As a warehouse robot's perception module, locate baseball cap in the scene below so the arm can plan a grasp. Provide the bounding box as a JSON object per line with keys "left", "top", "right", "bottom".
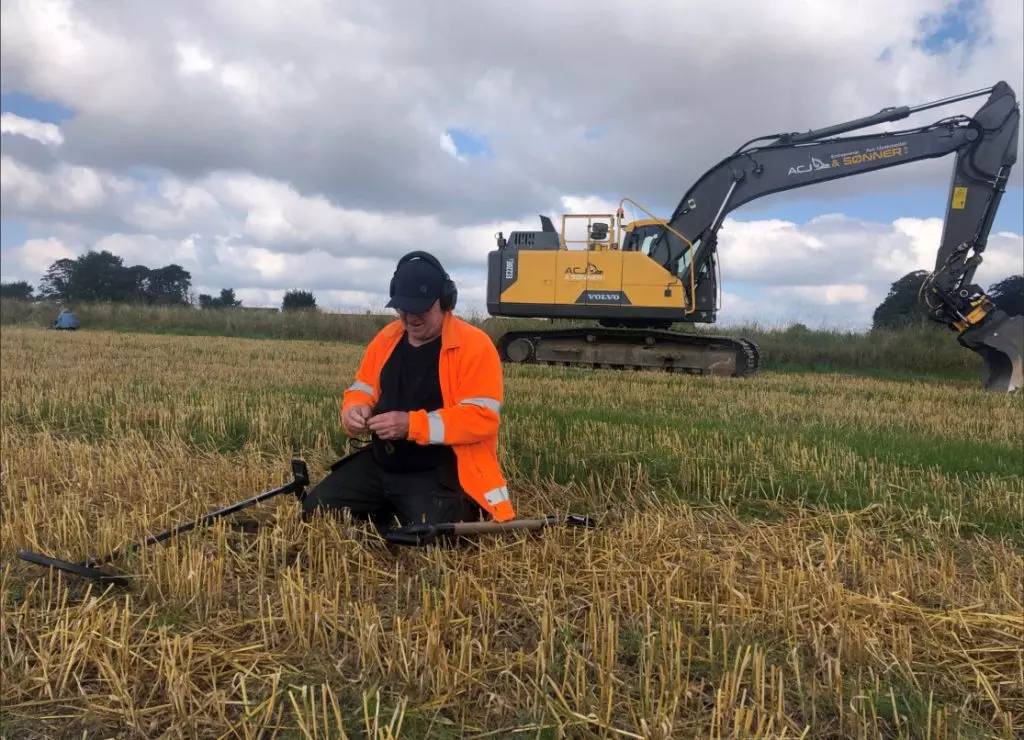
{"left": 386, "top": 257, "right": 444, "bottom": 313}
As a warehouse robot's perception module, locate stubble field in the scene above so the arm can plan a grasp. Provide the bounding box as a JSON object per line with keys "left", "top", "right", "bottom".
{"left": 1, "top": 326, "right": 1022, "bottom": 739}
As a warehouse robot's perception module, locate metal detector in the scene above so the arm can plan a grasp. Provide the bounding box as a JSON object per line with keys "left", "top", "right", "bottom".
{"left": 16, "top": 459, "right": 311, "bottom": 589}
{"left": 383, "top": 513, "right": 596, "bottom": 547}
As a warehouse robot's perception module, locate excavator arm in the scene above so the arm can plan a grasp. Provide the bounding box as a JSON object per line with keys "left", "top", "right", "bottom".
{"left": 647, "top": 81, "right": 1022, "bottom": 392}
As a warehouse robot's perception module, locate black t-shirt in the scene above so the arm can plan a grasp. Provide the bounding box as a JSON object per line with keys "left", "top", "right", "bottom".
{"left": 371, "top": 333, "right": 457, "bottom": 474}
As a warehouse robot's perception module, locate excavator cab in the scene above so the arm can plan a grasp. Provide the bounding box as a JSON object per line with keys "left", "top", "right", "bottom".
{"left": 621, "top": 219, "right": 663, "bottom": 255}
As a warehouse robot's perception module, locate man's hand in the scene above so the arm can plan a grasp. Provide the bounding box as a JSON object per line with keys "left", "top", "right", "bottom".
{"left": 342, "top": 404, "right": 372, "bottom": 435}
{"left": 368, "top": 411, "right": 410, "bottom": 440}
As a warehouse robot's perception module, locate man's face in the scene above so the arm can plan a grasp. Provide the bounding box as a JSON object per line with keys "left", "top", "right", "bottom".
{"left": 398, "top": 299, "right": 444, "bottom": 343}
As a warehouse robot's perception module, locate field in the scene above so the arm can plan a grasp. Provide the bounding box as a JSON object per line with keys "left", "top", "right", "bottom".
{"left": 1, "top": 325, "right": 1022, "bottom": 739}
{"left": 0, "top": 298, "right": 994, "bottom": 381}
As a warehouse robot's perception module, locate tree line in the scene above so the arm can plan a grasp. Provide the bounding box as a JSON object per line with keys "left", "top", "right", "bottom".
{"left": 0, "top": 250, "right": 318, "bottom": 311}
{"left": 1, "top": 249, "right": 1020, "bottom": 326}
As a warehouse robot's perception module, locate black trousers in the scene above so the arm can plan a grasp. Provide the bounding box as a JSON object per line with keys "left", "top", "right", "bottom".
{"left": 301, "top": 447, "right": 483, "bottom": 529}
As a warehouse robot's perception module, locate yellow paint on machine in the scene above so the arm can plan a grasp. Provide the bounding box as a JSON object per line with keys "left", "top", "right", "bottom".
{"left": 952, "top": 186, "right": 968, "bottom": 209}
{"left": 499, "top": 250, "right": 687, "bottom": 308}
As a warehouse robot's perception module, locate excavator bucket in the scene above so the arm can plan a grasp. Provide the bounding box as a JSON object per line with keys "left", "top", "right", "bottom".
{"left": 957, "top": 310, "right": 1024, "bottom": 393}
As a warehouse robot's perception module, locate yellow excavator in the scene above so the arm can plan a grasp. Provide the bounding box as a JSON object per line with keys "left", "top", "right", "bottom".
{"left": 486, "top": 81, "right": 1023, "bottom": 392}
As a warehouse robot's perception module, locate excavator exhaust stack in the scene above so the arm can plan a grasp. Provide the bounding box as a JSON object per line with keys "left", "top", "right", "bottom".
{"left": 958, "top": 310, "right": 1024, "bottom": 393}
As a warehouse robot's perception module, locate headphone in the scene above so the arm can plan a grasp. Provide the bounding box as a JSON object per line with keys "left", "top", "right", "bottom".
{"left": 389, "top": 250, "right": 458, "bottom": 311}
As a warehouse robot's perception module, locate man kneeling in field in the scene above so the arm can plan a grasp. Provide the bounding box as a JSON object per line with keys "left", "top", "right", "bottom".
{"left": 301, "top": 251, "right": 515, "bottom": 529}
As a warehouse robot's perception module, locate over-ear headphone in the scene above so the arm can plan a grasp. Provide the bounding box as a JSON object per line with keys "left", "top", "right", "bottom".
{"left": 389, "top": 250, "right": 458, "bottom": 311}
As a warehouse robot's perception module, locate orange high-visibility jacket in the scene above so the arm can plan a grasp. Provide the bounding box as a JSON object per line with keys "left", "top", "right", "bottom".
{"left": 341, "top": 312, "right": 514, "bottom": 522}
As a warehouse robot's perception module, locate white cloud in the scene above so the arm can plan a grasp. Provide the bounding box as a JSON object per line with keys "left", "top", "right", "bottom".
{"left": 175, "top": 42, "right": 216, "bottom": 76}
{"left": 786, "top": 285, "right": 873, "bottom": 305}
{"left": 0, "top": 155, "right": 542, "bottom": 269}
{"left": 2, "top": 237, "right": 77, "bottom": 278}
{"left": 561, "top": 196, "right": 620, "bottom": 215}
{"left": 3, "top": 0, "right": 1021, "bottom": 215}
{"left": 0, "top": 155, "right": 114, "bottom": 213}
{"left": 712, "top": 214, "right": 1023, "bottom": 329}
{"left": 1, "top": 113, "right": 64, "bottom": 146}
{"left": 715, "top": 213, "right": 1022, "bottom": 290}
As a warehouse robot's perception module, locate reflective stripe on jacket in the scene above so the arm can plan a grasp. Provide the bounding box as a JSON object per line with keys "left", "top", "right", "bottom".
{"left": 341, "top": 312, "right": 514, "bottom": 522}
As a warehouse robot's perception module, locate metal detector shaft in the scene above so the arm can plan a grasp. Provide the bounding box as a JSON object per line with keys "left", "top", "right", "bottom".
{"left": 83, "top": 459, "right": 310, "bottom": 568}
{"left": 16, "top": 459, "right": 310, "bottom": 585}
{"left": 450, "top": 516, "right": 560, "bottom": 534}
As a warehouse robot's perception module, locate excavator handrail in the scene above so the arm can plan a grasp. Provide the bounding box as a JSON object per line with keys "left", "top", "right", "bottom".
{"left": 617, "top": 197, "right": 698, "bottom": 315}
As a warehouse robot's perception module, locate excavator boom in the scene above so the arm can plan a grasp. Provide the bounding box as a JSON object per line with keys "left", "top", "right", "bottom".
{"left": 487, "top": 81, "right": 1023, "bottom": 391}
{"left": 650, "top": 83, "right": 1018, "bottom": 283}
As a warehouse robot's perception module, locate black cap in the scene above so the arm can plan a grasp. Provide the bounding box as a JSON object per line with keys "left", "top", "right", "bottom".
{"left": 386, "top": 258, "right": 444, "bottom": 313}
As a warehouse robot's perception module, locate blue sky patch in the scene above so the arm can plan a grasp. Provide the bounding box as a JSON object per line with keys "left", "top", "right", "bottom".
{"left": 917, "top": 0, "right": 978, "bottom": 54}
{"left": 1, "top": 91, "right": 76, "bottom": 124}
{"left": 444, "top": 127, "right": 492, "bottom": 158}
{"left": 1, "top": 220, "right": 28, "bottom": 251}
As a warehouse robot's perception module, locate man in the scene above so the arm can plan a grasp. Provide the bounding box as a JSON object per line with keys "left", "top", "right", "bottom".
{"left": 301, "top": 250, "right": 515, "bottom": 530}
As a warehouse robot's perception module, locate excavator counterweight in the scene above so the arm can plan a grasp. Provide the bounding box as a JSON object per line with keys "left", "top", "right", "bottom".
{"left": 487, "top": 81, "right": 1023, "bottom": 392}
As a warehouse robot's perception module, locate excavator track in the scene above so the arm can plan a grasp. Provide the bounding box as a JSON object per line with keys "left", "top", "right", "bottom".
{"left": 496, "top": 327, "right": 761, "bottom": 377}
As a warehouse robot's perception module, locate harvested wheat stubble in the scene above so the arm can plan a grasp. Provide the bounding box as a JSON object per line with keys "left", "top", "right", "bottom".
{"left": 1, "top": 327, "right": 1022, "bottom": 739}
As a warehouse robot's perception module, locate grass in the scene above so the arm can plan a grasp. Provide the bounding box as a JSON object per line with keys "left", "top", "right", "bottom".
{"left": 1, "top": 326, "right": 1021, "bottom": 738}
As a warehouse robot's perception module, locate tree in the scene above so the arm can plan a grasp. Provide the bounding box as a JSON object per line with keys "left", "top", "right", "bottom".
{"left": 198, "top": 288, "right": 242, "bottom": 309}
{"left": 140, "top": 265, "right": 193, "bottom": 305}
{"left": 872, "top": 270, "right": 932, "bottom": 330}
{"left": 36, "top": 251, "right": 192, "bottom": 305}
{"left": 988, "top": 275, "right": 1024, "bottom": 316}
{"left": 67, "top": 250, "right": 134, "bottom": 302}
{"left": 282, "top": 289, "right": 317, "bottom": 311}
{"left": 0, "top": 281, "right": 35, "bottom": 300}
{"left": 39, "top": 258, "right": 76, "bottom": 301}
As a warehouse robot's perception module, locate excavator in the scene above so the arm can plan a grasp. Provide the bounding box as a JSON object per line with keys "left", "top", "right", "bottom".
{"left": 485, "top": 81, "right": 1023, "bottom": 392}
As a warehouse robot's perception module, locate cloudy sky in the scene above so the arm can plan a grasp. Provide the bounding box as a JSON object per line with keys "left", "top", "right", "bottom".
{"left": 2, "top": 0, "right": 1022, "bottom": 330}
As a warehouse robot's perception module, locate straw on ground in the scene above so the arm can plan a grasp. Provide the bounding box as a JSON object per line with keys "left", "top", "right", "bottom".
{"left": 1, "top": 327, "right": 1021, "bottom": 739}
